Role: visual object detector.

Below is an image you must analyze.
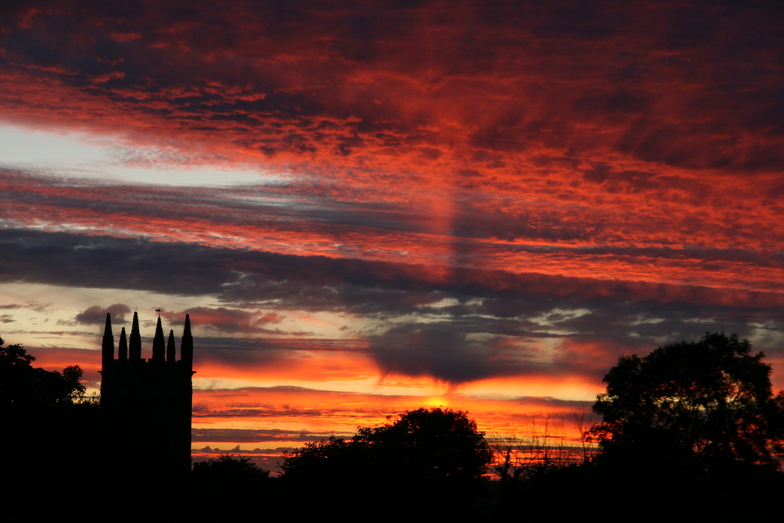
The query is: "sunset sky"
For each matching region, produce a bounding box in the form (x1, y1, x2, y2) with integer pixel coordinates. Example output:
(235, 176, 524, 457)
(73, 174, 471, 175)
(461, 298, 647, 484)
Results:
(1, 1, 783, 469)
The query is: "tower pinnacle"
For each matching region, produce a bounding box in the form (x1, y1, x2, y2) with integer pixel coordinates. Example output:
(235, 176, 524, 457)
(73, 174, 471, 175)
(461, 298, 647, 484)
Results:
(129, 311, 142, 360)
(181, 314, 193, 371)
(166, 329, 176, 363)
(152, 317, 166, 362)
(101, 313, 114, 370)
(118, 327, 128, 361)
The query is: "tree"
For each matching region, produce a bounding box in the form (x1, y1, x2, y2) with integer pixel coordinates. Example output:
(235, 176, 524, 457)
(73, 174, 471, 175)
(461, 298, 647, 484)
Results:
(589, 332, 784, 474)
(280, 435, 374, 484)
(1, 336, 98, 514)
(190, 455, 273, 518)
(0, 336, 85, 408)
(193, 453, 270, 478)
(283, 408, 491, 484)
(192, 454, 270, 487)
(281, 408, 492, 518)
(358, 407, 493, 484)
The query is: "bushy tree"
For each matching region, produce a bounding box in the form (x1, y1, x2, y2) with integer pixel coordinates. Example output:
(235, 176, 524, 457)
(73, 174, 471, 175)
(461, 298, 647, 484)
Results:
(283, 408, 491, 484)
(281, 408, 492, 518)
(281, 435, 374, 483)
(0, 336, 85, 408)
(193, 454, 270, 486)
(1, 336, 98, 514)
(590, 332, 784, 474)
(357, 407, 493, 484)
(189, 454, 274, 518)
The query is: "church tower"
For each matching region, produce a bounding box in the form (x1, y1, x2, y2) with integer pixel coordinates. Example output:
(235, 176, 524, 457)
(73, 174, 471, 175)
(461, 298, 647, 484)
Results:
(100, 312, 195, 477)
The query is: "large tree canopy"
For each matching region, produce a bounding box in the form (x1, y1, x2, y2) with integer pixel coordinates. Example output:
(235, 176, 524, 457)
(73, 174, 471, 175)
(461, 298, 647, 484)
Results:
(283, 407, 492, 483)
(281, 408, 492, 517)
(590, 332, 784, 473)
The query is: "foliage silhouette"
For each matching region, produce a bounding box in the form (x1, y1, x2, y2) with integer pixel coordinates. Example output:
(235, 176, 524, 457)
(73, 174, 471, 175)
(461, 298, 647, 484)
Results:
(188, 454, 274, 518)
(589, 332, 784, 474)
(283, 407, 491, 483)
(0, 337, 101, 517)
(360, 407, 493, 483)
(282, 408, 492, 518)
(0, 336, 85, 408)
(193, 453, 270, 485)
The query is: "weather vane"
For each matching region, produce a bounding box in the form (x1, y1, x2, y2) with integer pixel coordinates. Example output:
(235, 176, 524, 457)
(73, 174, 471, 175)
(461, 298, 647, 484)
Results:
(155, 308, 161, 318)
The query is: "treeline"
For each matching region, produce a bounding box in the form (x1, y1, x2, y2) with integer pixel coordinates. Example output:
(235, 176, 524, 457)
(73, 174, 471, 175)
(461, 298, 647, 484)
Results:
(0, 336, 103, 507)
(2, 333, 784, 521)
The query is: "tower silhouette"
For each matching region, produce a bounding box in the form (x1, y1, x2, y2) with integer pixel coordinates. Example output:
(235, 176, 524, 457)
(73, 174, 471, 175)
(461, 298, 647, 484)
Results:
(100, 312, 194, 477)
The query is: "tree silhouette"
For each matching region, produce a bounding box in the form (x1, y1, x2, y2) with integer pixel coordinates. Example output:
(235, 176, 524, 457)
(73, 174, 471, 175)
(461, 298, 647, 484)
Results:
(281, 408, 492, 518)
(589, 332, 784, 474)
(283, 408, 491, 483)
(0, 336, 85, 409)
(193, 453, 270, 485)
(0, 336, 99, 517)
(188, 454, 274, 518)
(357, 407, 493, 486)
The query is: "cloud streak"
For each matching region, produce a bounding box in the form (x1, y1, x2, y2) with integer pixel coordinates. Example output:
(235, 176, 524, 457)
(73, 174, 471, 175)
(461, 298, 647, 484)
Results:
(74, 304, 131, 325)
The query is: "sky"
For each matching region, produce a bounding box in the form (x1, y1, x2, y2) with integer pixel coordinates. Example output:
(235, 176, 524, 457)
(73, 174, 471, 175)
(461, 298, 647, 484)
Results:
(1, 0, 783, 469)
